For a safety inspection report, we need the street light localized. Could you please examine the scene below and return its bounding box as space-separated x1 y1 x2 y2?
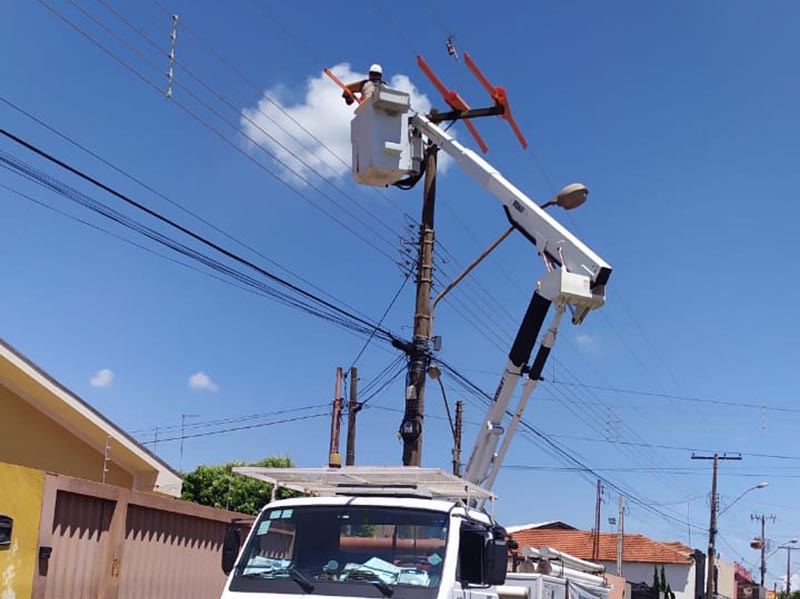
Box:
706 479 769 599
539 183 589 211
429 182 590 340
719 481 769 516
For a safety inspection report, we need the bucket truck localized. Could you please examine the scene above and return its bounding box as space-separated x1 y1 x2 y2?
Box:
218 59 611 599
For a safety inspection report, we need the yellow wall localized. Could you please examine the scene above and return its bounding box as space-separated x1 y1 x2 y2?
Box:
0 385 133 488
0 462 44 599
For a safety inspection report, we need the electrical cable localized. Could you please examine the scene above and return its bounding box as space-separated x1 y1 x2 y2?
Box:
37 0 403 267
0 95 379 323
0 143 401 344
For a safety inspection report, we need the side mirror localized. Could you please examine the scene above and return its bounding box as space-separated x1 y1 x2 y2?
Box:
222 525 241 575
483 529 508 586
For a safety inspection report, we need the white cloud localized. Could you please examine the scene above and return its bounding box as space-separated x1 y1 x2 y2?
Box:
575 334 600 353
240 63 440 184
188 371 218 393
90 368 114 388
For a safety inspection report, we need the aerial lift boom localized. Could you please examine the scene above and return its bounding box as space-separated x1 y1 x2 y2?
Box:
410 113 610 502
342 54 611 503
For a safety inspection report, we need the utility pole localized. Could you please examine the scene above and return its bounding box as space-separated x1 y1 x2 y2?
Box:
593 479 603 562
328 367 344 468
786 544 793 599
692 452 742 599
401 146 437 466
751 513 776 588
617 494 625 576
453 400 463 476
345 367 359 466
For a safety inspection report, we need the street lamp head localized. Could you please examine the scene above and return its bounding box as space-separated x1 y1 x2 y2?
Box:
540 183 589 211
755 481 769 489
791 539 798 544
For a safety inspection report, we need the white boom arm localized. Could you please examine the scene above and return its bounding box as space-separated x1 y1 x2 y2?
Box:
410 114 612 499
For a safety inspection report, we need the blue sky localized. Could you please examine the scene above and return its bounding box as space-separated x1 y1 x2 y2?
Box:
3 0 800 586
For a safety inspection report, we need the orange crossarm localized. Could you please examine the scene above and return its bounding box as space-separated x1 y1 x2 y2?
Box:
463 53 528 149
417 55 450 99
417 55 489 153
324 68 362 104
463 52 497 101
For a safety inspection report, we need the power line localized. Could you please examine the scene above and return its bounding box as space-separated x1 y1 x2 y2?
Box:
0 95 379 323
37 0 403 266
129 403 330 437
0 134 398 340
140 411 329 444
550 379 800 415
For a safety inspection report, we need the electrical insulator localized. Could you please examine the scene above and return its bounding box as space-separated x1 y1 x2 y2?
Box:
446 36 458 60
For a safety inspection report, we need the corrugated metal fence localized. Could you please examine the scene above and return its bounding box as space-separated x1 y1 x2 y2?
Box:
31 473 250 599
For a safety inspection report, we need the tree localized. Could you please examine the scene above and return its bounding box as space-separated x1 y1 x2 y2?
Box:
181 456 296 515
651 564 675 599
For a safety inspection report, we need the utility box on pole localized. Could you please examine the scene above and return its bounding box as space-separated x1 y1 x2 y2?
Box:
351 87 419 187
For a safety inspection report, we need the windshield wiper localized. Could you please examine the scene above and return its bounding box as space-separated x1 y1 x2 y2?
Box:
287 568 315 593
240 566 315 593
344 568 394 597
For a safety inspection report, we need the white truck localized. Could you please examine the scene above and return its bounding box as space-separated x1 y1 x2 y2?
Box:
219 70 612 599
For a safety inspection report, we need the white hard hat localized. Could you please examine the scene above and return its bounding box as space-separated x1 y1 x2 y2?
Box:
368 63 383 75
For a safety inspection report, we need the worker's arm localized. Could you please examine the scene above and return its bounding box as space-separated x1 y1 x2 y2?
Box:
342 80 366 105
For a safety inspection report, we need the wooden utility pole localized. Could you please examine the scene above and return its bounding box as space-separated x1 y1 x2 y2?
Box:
692 453 742 599
345 367 359 466
328 367 344 468
453 400 463 476
401 146 437 466
593 479 603 561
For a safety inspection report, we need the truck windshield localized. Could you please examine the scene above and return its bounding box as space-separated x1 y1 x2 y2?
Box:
230 505 448 596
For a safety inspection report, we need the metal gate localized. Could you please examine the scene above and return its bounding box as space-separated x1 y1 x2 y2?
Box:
32 473 247 599
44 490 115 599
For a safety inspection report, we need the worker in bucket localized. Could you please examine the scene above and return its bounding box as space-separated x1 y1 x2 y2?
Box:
342 64 386 105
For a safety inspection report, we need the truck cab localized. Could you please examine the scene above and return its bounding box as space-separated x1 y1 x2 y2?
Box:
219 468 508 599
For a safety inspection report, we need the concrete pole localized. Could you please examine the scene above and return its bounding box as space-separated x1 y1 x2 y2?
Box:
453 400 463 476
617 494 625 576
345 367 359 466
706 454 719 599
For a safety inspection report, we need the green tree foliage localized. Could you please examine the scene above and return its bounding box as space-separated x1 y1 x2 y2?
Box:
181 456 296 515
651 565 674 599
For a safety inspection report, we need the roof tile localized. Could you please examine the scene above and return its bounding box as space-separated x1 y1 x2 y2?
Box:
509 529 693 565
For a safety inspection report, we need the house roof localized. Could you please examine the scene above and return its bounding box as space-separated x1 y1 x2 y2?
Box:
0 338 182 496
506 521 578 533
509 528 694 565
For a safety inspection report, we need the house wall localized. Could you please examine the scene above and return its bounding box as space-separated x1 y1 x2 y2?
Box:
0 461 45 599
0 384 133 488
599 561 695 599
716 559 736 599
